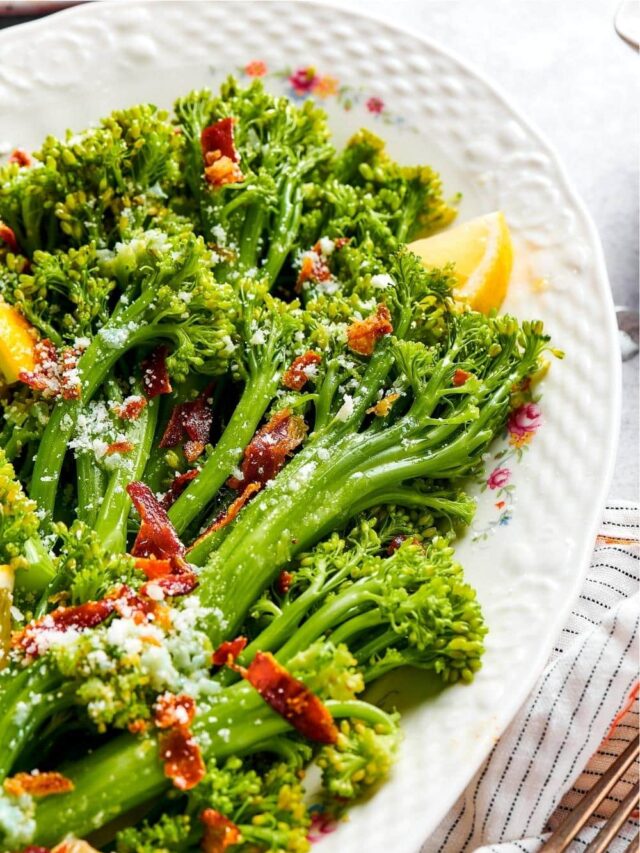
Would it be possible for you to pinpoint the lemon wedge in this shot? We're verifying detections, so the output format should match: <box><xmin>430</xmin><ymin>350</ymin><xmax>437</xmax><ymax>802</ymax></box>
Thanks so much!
<box><xmin>0</xmin><ymin>301</ymin><xmax>37</xmax><ymax>384</ymax></box>
<box><xmin>408</xmin><ymin>211</ymin><xmax>513</xmax><ymax>313</ymax></box>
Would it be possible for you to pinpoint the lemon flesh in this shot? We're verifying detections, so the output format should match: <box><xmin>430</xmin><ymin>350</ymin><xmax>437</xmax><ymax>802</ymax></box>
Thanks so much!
<box><xmin>408</xmin><ymin>211</ymin><xmax>513</xmax><ymax>314</ymax></box>
<box><xmin>0</xmin><ymin>301</ymin><xmax>37</xmax><ymax>384</ymax></box>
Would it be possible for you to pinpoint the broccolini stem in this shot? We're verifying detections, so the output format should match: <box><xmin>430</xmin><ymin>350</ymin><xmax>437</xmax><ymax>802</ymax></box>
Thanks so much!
<box><xmin>14</xmin><ymin>537</ymin><xmax>57</xmax><ymax>593</ymax></box>
<box><xmin>168</xmin><ymin>367</ymin><xmax>280</xmax><ymax>535</ymax></box>
<box><xmin>76</xmin><ymin>453</ymin><xmax>107</xmax><ymax>528</ymax></box>
<box><xmin>0</xmin><ymin>664</ymin><xmax>73</xmax><ymax>780</ymax></box>
<box><xmin>262</xmin><ymin>179</ymin><xmax>302</xmax><ymax>284</ymax></box>
<box><xmin>94</xmin><ymin>395</ymin><xmax>159</xmax><ymax>552</ymax></box>
<box><xmin>25</xmin><ymin>692</ymin><xmax>390</xmax><ymax>846</ymax></box>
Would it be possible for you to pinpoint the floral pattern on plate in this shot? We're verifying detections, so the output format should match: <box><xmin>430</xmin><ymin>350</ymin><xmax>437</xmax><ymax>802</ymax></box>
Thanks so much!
<box><xmin>240</xmin><ymin>60</ymin><xmax>416</xmax><ymax>130</ymax></box>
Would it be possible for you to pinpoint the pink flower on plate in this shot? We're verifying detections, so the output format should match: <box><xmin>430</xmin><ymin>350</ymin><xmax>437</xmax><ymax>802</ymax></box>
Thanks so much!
<box><xmin>289</xmin><ymin>67</ymin><xmax>318</xmax><ymax>96</ymax></box>
<box><xmin>244</xmin><ymin>60</ymin><xmax>267</xmax><ymax>77</ymax></box>
<box><xmin>508</xmin><ymin>402</ymin><xmax>542</xmax><ymax>438</ymax></box>
<box><xmin>366</xmin><ymin>96</ymin><xmax>384</xmax><ymax>114</ymax></box>
<box><xmin>487</xmin><ymin>466</ymin><xmax>511</xmax><ymax>490</ymax></box>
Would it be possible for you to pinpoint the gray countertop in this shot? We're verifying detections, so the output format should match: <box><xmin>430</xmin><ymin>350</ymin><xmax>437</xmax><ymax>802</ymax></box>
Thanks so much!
<box><xmin>2</xmin><ymin>0</ymin><xmax>638</xmax><ymax>500</ymax></box>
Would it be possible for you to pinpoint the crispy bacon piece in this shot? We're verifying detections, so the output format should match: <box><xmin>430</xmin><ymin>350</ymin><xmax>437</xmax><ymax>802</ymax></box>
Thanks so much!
<box><xmin>12</xmin><ymin>593</ymin><xmax>121</xmax><ymax>658</ymax></box>
<box><xmin>134</xmin><ymin>557</ymin><xmax>173</xmax><ymax>579</ymax></box>
<box><xmin>346</xmin><ymin>304</ymin><xmax>393</xmax><ymax>356</ymax></box>
<box><xmin>201</xmin><ymin>118</ymin><xmax>243</xmax><ymax>188</ymax></box>
<box><xmin>22</xmin><ymin>847</ymin><xmax>51</xmax><ymax>853</ymax></box>
<box><xmin>387</xmin><ymin>534</ymin><xmax>408</xmax><ymax>556</ymax></box>
<box><xmin>201</xmin><ymin>117</ymin><xmax>240</xmax><ymax>162</ymax></box>
<box><xmin>282</xmin><ymin>351</ymin><xmax>322</xmax><ymax>391</ymax></box>
<box><xmin>277</xmin><ymin>570</ymin><xmax>294</xmax><ymax>594</ymax></box>
<box><xmin>240</xmin><ymin>652</ymin><xmax>338</xmax><ymax>744</ymax></box>
<box><xmin>141</xmin><ymin>571</ymin><xmax>198</xmax><ymax>599</ymax></box>
<box><xmin>333</xmin><ymin>236</ymin><xmax>351</xmax><ymax>251</ymax></box>
<box><xmin>158</xmin><ymin>726</ymin><xmax>205</xmax><ymax>790</ymax></box>
<box><xmin>113</xmin><ymin>395</ymin><xmax>147</xmax><ymax>420</ymax></box>
<box><xmin>205</xmin><ymin>482</ymin><xmax>261</xmax><ymax>537</ymax></box>
<box><xmin>52</xmin><ymin>842</ymin><xmax>100</xmax><ymax>853</ymax></box>
<box><xmin>160</xmin><ymin>468</ymin><xmax>200</xmax><ymax>509</ymax></box>
<box><xmin>141</xmin><ymin>346</ymin><xmax>172</xmax><ymax>398</ymax></box>
<box><xmin>160</xmin><ymin>385</ymin><xmax>214</xmax><ymax>462</ymax></box>
<box><xmin>212</xmin><ymin>636</ymin><xmax>247</xmax><ymax>667</ymax></box>
<box><xmin>19</xmin><ymin>338</ymin><xmax>81</xmax><ymax>401</ymax></box>
<box><xmin>367</xmin><ymin>393</ymin><xmax>400</xmax><ymax>417</ymax></box>
<box><xmin>105</xmin><ymin>440</ymin><xmax>134</xmax><ymax>456</ymax></box>
<box><xmin>9</xmin><ymin>148</ymin><xmax>31</xmax><ymax>167</ymax></box>
<box><xmin>296</xmin><ymin>251</ymin><xmax>332</xmax><ymax>291</ymax></box>
<box><xmin>154</xmin><ymin>693</ymin><xmax>197</xmax><ymax>729</ymax></box>
<box><xmin>127</xmin><ymin>719</ymin><xmax>149</xmax><ymax>735</ymax></box>
<box><xmin>228</xmin><ymin>409</ymin><xmax>307</xmax><ymax>490</ymax></box>
<box><xmin>127</xmin><ymin>481</ymin><xmax>186</xmax><ymax>564</ymax></box>
<box><xmin>114</xmin><ymin>587</ymin><xmax>171</xmax><ymax>629</ymax></box>
<box><xmin>452</xmin><ymin>368</ymin><xmax>472</xmax><ymax>386</ymax></box>
<box><xmin>4</xmin><ymin>771</ymin><xmax>73</xmax><ymax>798</ymax></box>
<box><xmin>201</xmin><ymin>808</ymin><xmax>241</xmax><ymax>853</ymax></box>
<box><xmin>0</xmin><ymin>222</ymin><xmax>20</xmax><ymax>254</ymax></box>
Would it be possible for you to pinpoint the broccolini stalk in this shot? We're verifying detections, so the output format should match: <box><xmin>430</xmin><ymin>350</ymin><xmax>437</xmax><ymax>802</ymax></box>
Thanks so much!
<box><xmin>174</xmin><ymin>79</ymin><xmax>333</xmax><ymax>285</ymax></box>
<box><xmin>29</xmin><ymin>231</ymin><xmax>238</xmax><ymax>516</ymax></box>
<box><xmin>190</xmin><ymin>310</ymin><xmax>548</xmax><ymax>640</ymax></box>
<box><xmin>168</xmin><ymin>289</ymin><xmax>303</xmax><ymax>534</ymax></box>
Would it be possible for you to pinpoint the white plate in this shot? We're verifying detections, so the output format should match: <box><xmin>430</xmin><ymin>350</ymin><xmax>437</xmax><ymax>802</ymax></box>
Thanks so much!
<box><xmin>0</xmin><ymin>2</ymin><xmax>621</xmax><ymax>851</ymax></box>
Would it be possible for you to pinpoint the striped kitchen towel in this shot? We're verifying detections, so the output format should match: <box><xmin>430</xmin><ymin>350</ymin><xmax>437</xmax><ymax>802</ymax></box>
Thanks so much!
<box><xmin>424</xmin><ymin>502</ymin><xmax>639</xmax><ymax>853</ymax></box>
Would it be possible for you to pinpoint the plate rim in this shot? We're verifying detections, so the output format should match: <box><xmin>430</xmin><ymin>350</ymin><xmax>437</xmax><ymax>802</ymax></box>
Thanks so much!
<box><xmin>0</xmin><ymin>2</ymin><xmax>622</xmax><ymax>849</ymax></box>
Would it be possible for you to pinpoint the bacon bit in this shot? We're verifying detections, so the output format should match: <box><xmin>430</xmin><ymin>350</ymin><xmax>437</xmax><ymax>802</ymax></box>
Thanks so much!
<box><xmin>127</xmin><ymin>718</ymin><xmax>149</xmax><ymax>735</ymax></box>
<box><xmin>282</xmin><ymin>351</ymin><xmax>322</xmax><ymax>391</ymax></box>
<box><xmin>22</xmin><ymin>847</ymin><xmax>51</xmax><ymax>853</ymax></box>
<box><xmin>114</xmin><ymin>587</ymin><xmax>171</xmax><ymax>628</ymax></box>
<box><xmin>19</xmin><ymin>338</ymin><xmax>81</xmax><ymax>401</ymax></box>
<box><xmin>201</xmin><ymin>117</ymin><xmax>240</xmax><ymax>163</ymax></box>
<box><xmin>238</xmin><ymin>652</ymin><xmax>338</xmax><ymax>744</ymax></box>
<box><xmin>367</xmin><ymin>393</ymin><xmax>400</xmax><ymax>418</ymax></box>
<box><xmin>141</xmin><ymin>571</ymin><xmax>199</xmax><ymax>599</ymax></box>
<box><xmin>228</xmin><ymin>409</ymin><xmax>307</xmax><ymax>491</ymax></box>
<box><xmin>134</xmin><ymin>557</ymin><xmax>173</xmax><ymax>579</ymax></box>
<box><xmin>0</xmin><ymin>222</ymin><xmax>20</xmax><ymax>254</ymax></box>
<box><xmin>201</xmin><ymin>118</ymin><xmax>243</xmax><ymax>188</ymax></box>
<box><xmin>333</xmin><ymin>237</ymin><xmax>351</xmax><ymax>250</ymax></box>
<box><xmin>453</xmin><ymin>369</ymin><xmax>472</xmax><ymax>386</ymax></box>
<box><xmin>141</xmin><ymin>346</ymin><xmax>172</xmax><ymax>398</ymax></box>
<box><xmin>9</xmin><ymin>148</ymin><xmax>31</xmax><ymax>167</ymax></box>
<box><xmin>347</xmin><ymin>304</ymin><xmax>393</xmax><ymax>356</ymax></box>
<box><xmin>113</xmin><ymin>395</ymin><xmax>147</xmax><ymax>420</ymax></box>
<box><xmin>154</xmin><ymin>693</ymin><xmax>197</xmax><ymax>729</ymax></box>
<box><xmin>127</xmin><ymin>481</ymin><xmax>186</xmax><ymax>564</ymax></box>
<box><xmin>387</xmin><ymin>534</ymin><xmax>408</xmax><ymax>556</ymax></box>
<box><xmin>212</xmin><ymin>636</ymin><xmax>247</xmax><ymax>667</ymax></box>
<box><xmin>159</xmin><ymin>726</ymin><xmax>205</xmax><ymax>790</ymax></box>
<box><xmin>105</xmin><ymin>440</ymin><xmax>135</xmax><ymax>456</ymax></box>
<box><xmin>204</xmin><ymin>153</ymin><xmax>244</xmax><ymax>187</ymax></box>
<box><xmin>11</xmin><ymin>592</ymin><xmax>121</xmax><ymax>658</ymax></box>
<box><xmin>277</xmin><ymin>570</ymin><xmax>294</xmax><ymax>594</ymax></box>
<box><xmin>160</xmin><ymin>469</ymin><xmax>200</xmax><ymax>510</ymax></box>
<box><xmin>4</xmin><ymin>771</ymin><xmax>74</xmax><ymax>798</ymax></box>
<box><xmin>160</xmin><ymin>385</ymin><xmax>214</xmax><ymax>462</ymax></box>
<box><xmin>52</xmin><ymin>842</ymin><xmax>100</xmax><ymax>853</ymax></box>
<box><xmin>201</xmin><ymin>808</ymin><xmax>241</xmax><ymax>853</ymax></box>
<box><xmin>296</xmin><ymin>251</ymin><xmax>332</xmax><ymax>291</ymax></box>
<box><xmin>205</xmin><ymin>482</ymin><xmax>262</xmax><ymax>537</ymax></box>
<box><xmin>184</xmin><ymin>440</ymin><xmax>206</xmax><ymax>463</ymax></box>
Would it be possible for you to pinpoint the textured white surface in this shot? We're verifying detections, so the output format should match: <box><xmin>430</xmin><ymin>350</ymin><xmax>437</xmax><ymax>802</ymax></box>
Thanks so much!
<box><xmin>0</xmin><ymin>2</ymin><xmax>622</xmax><ymax>850</ymax></box>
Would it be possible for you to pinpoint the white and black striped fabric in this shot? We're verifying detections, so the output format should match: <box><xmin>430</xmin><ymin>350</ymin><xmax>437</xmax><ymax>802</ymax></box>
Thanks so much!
<box><xmin>424</xmin><ymin>502</ymin><xmax>639</xmax><ymax>853</ymax></box>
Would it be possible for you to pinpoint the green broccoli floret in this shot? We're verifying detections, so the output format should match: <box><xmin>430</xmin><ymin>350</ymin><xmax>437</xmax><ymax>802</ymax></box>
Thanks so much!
<box><xmin>116</xmin><ymin>813</ymin><xmax>192</xmax><ymax>853</ymax></box>
<box><xmin>317</xmin><ymin>715</ymin><xmax>401</xmax><ymax>803</ymax></box>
